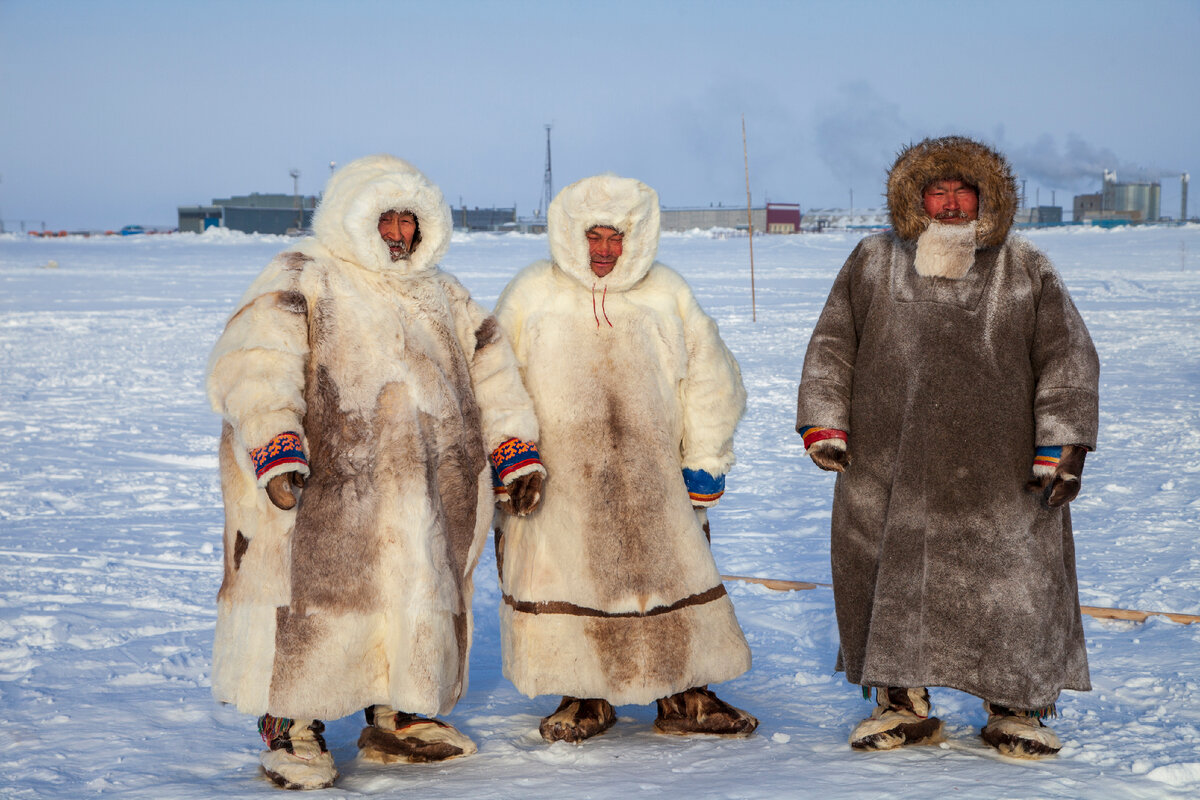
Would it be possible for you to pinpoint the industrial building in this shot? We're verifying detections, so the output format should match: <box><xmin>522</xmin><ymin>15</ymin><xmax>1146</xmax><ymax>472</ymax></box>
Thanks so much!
<box><xmin>799</xmin><ymin>207</ymin><xmax>890</xmax><ymax>232</ymax></box>
<box><xmin>177</xmin><ymin>193</ymin><xmax>317</xmax><ymax>235</ymax></box>
<box><xmin>1073</xmin><ymin>171</ymin><xmax>1161</xmax><ymax>224</ymax></box>
<box><xmin>451</xmin><ymin>207</ymin><xmax>517</xmax><ymax>231</ymax></box>
<box><xmin>1014</xmin><ymin>205</ymin><xmax>1064</xmax><ymax>225</ymax></box>
<box><xmin>658</xmin><ymin>203</ymin><xmax>801</xmax><ymax>233</ymax></box>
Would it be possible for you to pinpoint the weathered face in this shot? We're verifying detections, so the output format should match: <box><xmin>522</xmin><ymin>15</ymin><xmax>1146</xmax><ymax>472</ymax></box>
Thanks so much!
<box><xmin>922</xmin><ymin>179</ymin><xmax>979</xmax><ymax>224</ymax></box>
<box><xmin>586</xmin><ymin>225</ymin><xmax>624</xmax><ymax>278</ymax></box>
<box><xmin>378</xmin><ymin>210</ymin><xmax>418</xmax><ymax>260</ymax></box>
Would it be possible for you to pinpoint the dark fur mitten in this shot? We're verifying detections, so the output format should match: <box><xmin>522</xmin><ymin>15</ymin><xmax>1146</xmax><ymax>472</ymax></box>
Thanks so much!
<box><xmin>506</xmin><ymin>471</ymin><xmax>544</xmax><ymax>516</ymax></box>
<box><xmin>810</xmin><ymin>440</ymin><xmax>850</xmax><ymax>473</ymax></box>
<box><xmin>266</xmin><ymin>470</ymin><xmax>305</xmax><ymax>510</ymax></box>
<box><xmin>1026</xmin><ymin>445</ymin><xmax>1087</xmax><ymax>508</ymax></box>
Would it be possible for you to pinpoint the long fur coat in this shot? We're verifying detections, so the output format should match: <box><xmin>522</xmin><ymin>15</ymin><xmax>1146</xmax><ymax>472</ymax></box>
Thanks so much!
<box><xmin>206</xmin><ymin>155</ymin><xmax>539</xmax><ymax>720</ymax></box>
<box><xmin>493</xmin><ymin>175</ymin><xmax>752</xmax><ymax>706</ymax></box>
<box><xmin>796</xmin><ymin>137</ymin><xmax>1100</xmax><ymax>709</ymax></box>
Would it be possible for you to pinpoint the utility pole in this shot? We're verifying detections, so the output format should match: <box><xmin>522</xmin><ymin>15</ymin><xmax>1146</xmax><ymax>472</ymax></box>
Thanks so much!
<box><xmin>290</xmin><ymin>169</ymin><xmax>301</xmax><ymax>231</ymax></box>
<box><xmin>540</xmin><ymin>124</ymin><xmax>553</xmax><ymax>219</ymax></box>
<box><xmin>742</xmin><ymin>115</ymin><xmax>757</xmax><ymax>322</ymax></box>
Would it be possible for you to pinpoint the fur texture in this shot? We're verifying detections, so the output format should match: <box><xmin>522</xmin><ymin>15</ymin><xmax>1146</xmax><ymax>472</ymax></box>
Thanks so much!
<box><xmin>887</xmin><ymin>136</ymin><xmax>1018</xmax><ymax>248</ymax></box>
<box><xmin>981</xmin><ymin>702</ymin><xmax>1062</xmax><ymax>758</ymax></box>
<box><xmin>914</xmin><ymin>221</ymin><xmax>977</xmax><ymax>279</ymax></box>
<box><xmin>494</xmin><ymin>174</ymin><xmax>752</xmax><ymax>706</ymax></box>
<box><xmin>207</xmin><ymin>155</ymin><xmax>539</xmax><ymax>721</ymax></box>
<box><xmin>849</xmin><ymin>688</ymin><xmax>944</xmax><ymax>750</ymax></box>
<box><xmin>796</xmin><ymin>223</ymin><xmax>1100</xmax><ymax>709</ymax></box>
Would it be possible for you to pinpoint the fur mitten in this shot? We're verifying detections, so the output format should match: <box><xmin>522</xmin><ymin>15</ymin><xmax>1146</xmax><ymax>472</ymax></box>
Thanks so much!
<box><xmin>1026</xmin><ymin>444</ymin><xmax>1087</xmax><ymax>507</ymax></box>
<box><xmin>266</xmin><ymin>470</ymin><xmax>305</xmax><ymax>510</ymax></box>
<box><xmin>506</xmin><ymin>471</ymin><xmax>544</xmax><ymax>516</ymax></box>
<box><xmin>800</xmin><ymin>426</ymin><xmax>850</xmax><ymax>473</ymax></box>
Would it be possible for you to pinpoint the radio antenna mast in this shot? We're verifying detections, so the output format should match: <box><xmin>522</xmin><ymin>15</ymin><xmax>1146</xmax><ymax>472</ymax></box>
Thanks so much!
<box><xmin>540</xmin><ymin>124</ymin><xmax>553</xmax><ymax>218</ymax></box>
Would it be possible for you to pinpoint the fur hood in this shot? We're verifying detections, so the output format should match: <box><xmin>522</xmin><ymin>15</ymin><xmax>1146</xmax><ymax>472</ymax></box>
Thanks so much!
<box><xmin>548</xmin><ymin>174</ymin><xmax>660</xmax><ymax>293</ymax></box>
<box><xmin>311</xmin><ymin>154</ymin><xmax>453</xmax><ymax>276</ymax></box>
<box><xmin>886</xmin><ymin>136</ymin><xmax>1018</xmax><ymax>249</ymax></box>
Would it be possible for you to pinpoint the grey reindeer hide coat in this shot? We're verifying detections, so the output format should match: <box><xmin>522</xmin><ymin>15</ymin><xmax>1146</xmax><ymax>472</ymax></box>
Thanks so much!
<box><xmin>796</xmin><ymin>137</ymin><xmax>1100</xmax><ymax>709</ymax></box>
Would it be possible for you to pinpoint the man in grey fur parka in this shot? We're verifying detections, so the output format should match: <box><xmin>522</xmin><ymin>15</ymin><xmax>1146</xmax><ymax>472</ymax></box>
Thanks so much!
<box><xmin>796</xmin><ymin>136</ymin><xmax>1099</xmax><ymax>759</ymax></box>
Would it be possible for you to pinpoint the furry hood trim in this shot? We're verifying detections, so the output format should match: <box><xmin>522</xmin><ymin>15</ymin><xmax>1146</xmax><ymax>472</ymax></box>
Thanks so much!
<box><xmin>886</xmin><ymin>136</ymin><xmax>1018</xmax><ymax>249</ymax></box>
<box><xmin>311</xmin><ymin>154</ymin><xmax>452</xmax><ymax>276</ymax></box>
<box><xmin>548</xmin><ymin>174</ymin><xmax>660</xmax><ymax>293</ymax></box>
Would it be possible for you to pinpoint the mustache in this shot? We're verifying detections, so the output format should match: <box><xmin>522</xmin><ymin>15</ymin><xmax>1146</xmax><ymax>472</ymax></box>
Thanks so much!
<box><xmin>383</xmin><ymin>238</ymin><xmax>410</xmax><ymax>259</ymax></box>
<box><xmin>934</xmin><ymin>210</ymin><xmax>970</xmax><ymax>221</ymax></box>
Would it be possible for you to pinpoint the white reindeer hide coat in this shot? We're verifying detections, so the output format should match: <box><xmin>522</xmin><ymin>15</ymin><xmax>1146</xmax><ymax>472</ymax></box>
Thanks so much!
<box><xmin>493</xmin><ymin>174</ymin><xmax>752</xmax><ymax>706</ymax></box>
<box><xmin>207</xmin><ymin>155</ymin><xmax>538</xmax><ymax>720</ymax></box>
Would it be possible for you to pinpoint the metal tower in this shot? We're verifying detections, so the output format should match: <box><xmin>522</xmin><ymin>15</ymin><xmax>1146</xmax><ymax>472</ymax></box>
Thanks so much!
<box><xmin>540</xmin><ymin>125</ymin><xmax>553</xmax><ymax>218</ymax></box>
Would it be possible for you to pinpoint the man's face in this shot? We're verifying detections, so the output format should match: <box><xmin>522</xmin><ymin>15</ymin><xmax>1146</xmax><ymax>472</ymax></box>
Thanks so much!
<box><xmin>586</xmin><ymin>225</ymin><xmax>624</xmax><ymax>278</ymax></box>
<box><xmin>378</xmin><ymin>210</ymin><xmax>417</xmax><ymax>260</ymax></box>
<box><xmin>922</xmin><ymin>180</ymin><xmax>979</xmax><ymax>225</ymax></box>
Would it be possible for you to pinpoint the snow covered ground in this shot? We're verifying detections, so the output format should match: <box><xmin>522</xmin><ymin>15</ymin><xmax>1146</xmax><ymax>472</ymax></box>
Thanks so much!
<box><xmin>2</xmin><ymin>224</ymin><xmax>1199</xmax><ymax>798</ymax></box>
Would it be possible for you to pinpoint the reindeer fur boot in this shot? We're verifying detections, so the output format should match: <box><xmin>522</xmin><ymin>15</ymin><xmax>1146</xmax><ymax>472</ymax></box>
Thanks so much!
<box><xmin>980</xmin><ymin>701</ymin><xmax>1062</xmax><ymax>759</ymax></box>
<box><xmin>654</xmin><ymin>686</ymin><xmax>758</xmax><ymax>737</ymax></box>
<box><xmin>539</xmin><ymin>696</ymin><xmax>617</xmax><ymax>743</ymax></box>
<box><xmin>850</xmin><ymin>687</ymin><xmax>944</xmax><ymax>751</ymax></box>
<box><xmin>357</xmin><ymin>704</ymin><xmax>477</xmax><ymax>764</ymax></box>
<box><xmin>258</xmin><ymin>715</ymin><xmax>337</xmax><ymax>790</ymax></box>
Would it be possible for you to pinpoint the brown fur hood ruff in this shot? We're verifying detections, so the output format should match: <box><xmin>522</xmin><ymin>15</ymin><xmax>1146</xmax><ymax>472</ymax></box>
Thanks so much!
<box><xmin>887</xmin><ymin>136</ymin><xmax>1018</xmax><ymax>249</ymax></box>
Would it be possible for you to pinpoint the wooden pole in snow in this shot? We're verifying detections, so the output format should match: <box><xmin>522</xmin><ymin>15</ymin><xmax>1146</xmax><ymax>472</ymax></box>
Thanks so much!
<box><xmin>742</xmin><ymin>115</ymin><xmax>757</xmax><ymax>322</ymax></box>
<box><xmin>721</xmin><ymin>574</ymin><xmax>1200</xmax><ymax>625</ymax></box>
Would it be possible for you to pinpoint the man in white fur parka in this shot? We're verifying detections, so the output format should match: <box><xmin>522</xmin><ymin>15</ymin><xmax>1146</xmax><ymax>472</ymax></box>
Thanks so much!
<box><xmin>493</xmin><ymin>173</ymin><xmax>758</xmax><ymax>743</ymax></box>
<box><xmin>796</xmin><ymin>136</ymin><xmax>1099</xmax><ymax>759</ymax></box>
<box><xmin>206</xmin><ymin>154</ymin><xmax>546</xmax><ymax>789</ymax></box>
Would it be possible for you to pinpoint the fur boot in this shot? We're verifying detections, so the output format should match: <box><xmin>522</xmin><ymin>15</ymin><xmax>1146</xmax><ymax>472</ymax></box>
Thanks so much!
<box><xmin>653</xmin><ymin>686</ymin><xmax>758</xmax><ymax>737</ymax></box>
<box><xmin>849</xmin><ymin>687</ymin><xmax>944</xmax><ymax>751</ymax></box>
<box><xmin>980</xmin><ymin>701</ymin><xmax>1062</xmax><ymax>758</ymax></box>
<box><xmin>258</xmin><ymin>715</ymin><xmax>337</xmax><ymax>790</ymax></box>
<box><xmin>357</xmin><ymin>704</ymin><xmax>477</xmax><ymax>764</ymax></box>
<box><xmin>539</xmin><ymin>696</ymin><xmax>617</xmax><ymax>743</ymax></box>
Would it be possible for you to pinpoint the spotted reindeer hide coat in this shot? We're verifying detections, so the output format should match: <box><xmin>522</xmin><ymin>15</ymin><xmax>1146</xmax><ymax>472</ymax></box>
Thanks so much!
<box><xmin>206</xmin><ymin>155</ymin><xmax>539</xmax><ymax>720</ymax></box>
<box><xmin>796</xmin><ymin>137</ymin><xmax>1100</xmax><ymax>709</ymax></box>
<box><xmin>493</xmin><ymin>174</ymin><xmax>752</xmax><ymax>706</ymax></box>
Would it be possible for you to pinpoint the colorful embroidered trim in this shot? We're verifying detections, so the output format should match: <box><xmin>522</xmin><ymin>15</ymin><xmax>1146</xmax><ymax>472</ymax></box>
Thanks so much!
<box><xmin>491</xmin><ymin>465</ymin><xmax>507</xmax><ymax>497</ymax></box>
<box><xmin>249</xmin><ymin>431</ymin><xmax>307</xmax><ymax>480</ymax></box>
<box><xmin>258</xmin><ymin>714</ymin><xmax>293</xmax><ymax>745</ymax></box>
<box><xmin>683</xmin><ymin>468</ymin><xmax>725</xmax><ymax>503</ymax></box>
<box><xmin>1034</xmin><ymin>445</ymin><xmax>1063</xmax><ymax>471</ymax></box>
<box><xmin>490</xmin><ymin>437</ymin><xmax>542</xmax><ymax>483</ymax></box>
<box><xmin>800</xmin><ymin>425</ymin><xmax>847</xmax><ymax>450</ymax></box>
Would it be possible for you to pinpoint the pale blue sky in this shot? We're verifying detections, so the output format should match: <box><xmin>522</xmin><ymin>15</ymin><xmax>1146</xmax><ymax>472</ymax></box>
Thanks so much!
<box><xmin>1</xmin><ymin>0</ymin><xmax>1196</xmax><ymax>230</ymax></box>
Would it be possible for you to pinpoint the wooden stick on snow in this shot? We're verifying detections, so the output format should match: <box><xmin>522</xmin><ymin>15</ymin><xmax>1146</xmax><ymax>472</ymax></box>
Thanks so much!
<box><xmin>721</xmin><ymin>574</ymin><xmax>1199</xmax><ymax>625</ymax></box>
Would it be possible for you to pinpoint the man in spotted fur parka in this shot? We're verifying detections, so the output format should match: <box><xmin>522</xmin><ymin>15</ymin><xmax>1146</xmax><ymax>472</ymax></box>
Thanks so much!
<box><xmin>796</xmin><ymin>136</ymin><xmax>1099</xmax><ymax>759</ymax></box>
<box><xmin>206</xmin><ymin>154</ymin><xmax>545</xmax><ymax>789</ymax></box>
<box><xmin>493</xmin><ymin>173</ymin><xmax>757</xmax><ymax>743</ymax></box>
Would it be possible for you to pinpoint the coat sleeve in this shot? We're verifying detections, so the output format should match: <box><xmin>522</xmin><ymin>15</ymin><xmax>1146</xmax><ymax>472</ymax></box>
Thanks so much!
<box><xmin>459</xmin><ymin>293</ymin><xmax>540</xmax><ymax>455</ymax></box>
<box><xmin>1029</xmin><ymin>253</ymin><xmax>1100</xmax><ymax>449</ymax></box>
<box><xmin>206</xmin><ymin>258</ymin><xmax>310</xmax><ymax>479</ymax></box>
<box><xmin>678</xmin><ymin>283</ymin><xmax>746</xmax><ymax>479</ymax></box>
<box><xmin>795</xmin><ymin>241</ymin><xmax>865</xmax><ymax>434</ymax></box>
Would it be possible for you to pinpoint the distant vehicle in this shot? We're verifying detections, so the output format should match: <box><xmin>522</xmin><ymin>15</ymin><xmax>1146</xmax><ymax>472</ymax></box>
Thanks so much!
<box><xmin>120</xmin><ymin>225</ymin><xmax>145</xmax><ymax>236</ymax></box>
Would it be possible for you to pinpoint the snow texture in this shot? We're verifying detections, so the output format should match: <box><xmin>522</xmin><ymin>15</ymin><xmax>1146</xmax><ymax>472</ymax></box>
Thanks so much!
<box><xmin>1</xmin><ymin>225</ymin><xmax>1199</xmax><ymax>798</ymax></box>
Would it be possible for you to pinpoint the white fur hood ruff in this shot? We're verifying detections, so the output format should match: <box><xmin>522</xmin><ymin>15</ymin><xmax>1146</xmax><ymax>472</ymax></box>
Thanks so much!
<box><xmin>548</xmin><ymin>174</ymin><xmax>660</xmax><ymax>293</ymax></box>
<box><xmin>311</xmin><ymin>154</ymin><xmax>453</xmax><ymax>276</ymax></box>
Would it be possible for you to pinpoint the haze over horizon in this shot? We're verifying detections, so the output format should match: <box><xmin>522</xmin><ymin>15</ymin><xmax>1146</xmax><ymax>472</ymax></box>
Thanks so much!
<box><xmin>1</xmin><ymin>0</ymin><xmax>1196</xmax><ymax>231</ymax></box>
